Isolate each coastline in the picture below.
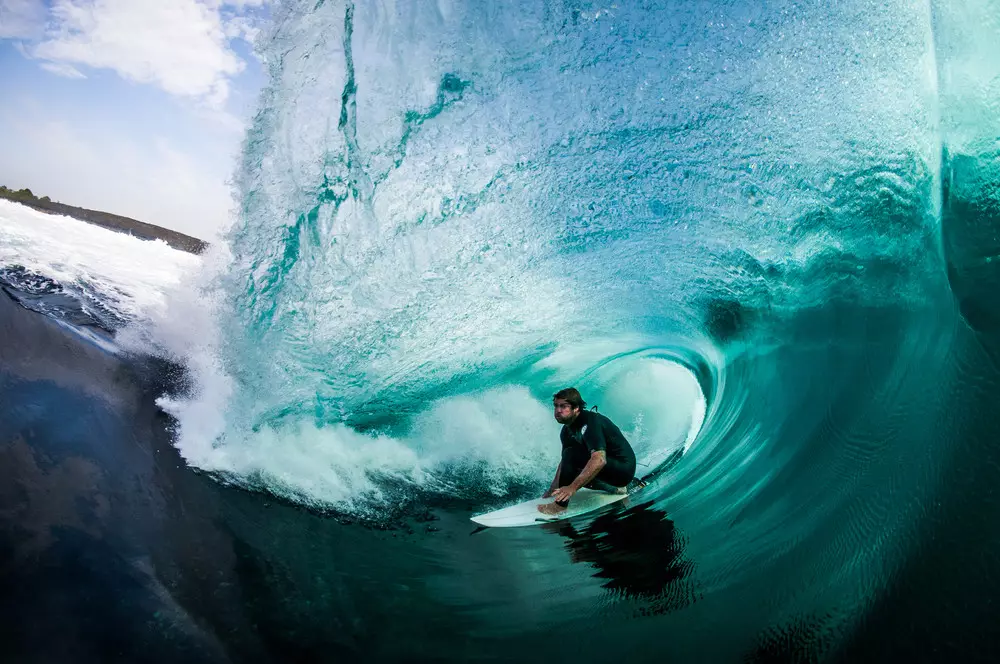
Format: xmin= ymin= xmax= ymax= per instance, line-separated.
xmin=0 ymin=192 xmax=209 ymax=255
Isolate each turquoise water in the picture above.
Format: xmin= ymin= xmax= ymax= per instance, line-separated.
xmin=132 ymin=0 xmax=1000 ymax=660
xmin=166 ymin=0 xmax=954 ymax=506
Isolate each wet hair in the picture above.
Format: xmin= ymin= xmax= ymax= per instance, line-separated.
xmin=553 ymin=387 xmax=586 ymax=410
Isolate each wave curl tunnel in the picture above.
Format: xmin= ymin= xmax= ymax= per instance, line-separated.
xmin=145 ymin=0 xmax=1000 ymax=660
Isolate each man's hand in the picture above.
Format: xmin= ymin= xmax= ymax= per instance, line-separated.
xmin=550 ymin=486 xmax=577 ymax=503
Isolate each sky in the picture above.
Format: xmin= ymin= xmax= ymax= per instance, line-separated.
xmin=0 ymin=0 xmax=272 ymax=240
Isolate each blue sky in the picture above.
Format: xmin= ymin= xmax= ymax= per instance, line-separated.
xmin=0 ymin=0 xmax=271 ymax=239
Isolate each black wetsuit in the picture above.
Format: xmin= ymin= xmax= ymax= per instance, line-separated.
xmin=559 ymin=409 xmax=637 ymax=491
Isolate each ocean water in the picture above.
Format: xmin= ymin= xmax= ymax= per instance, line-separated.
xmin=0 ymin=199 xmax=201 ymax=333
xmin=3 ymin=0 xmax=1000 ymax=662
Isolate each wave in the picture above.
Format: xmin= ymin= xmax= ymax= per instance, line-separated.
xmin=148 ymin=0 xmax=946 ymax=521
xmin=7 ymin=0 xmax=1000 ymax=660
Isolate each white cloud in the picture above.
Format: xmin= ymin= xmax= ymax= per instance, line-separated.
xmin=28 ymin=0 xmax=258 ymax=108
xmin=39 ymin=60 xmax=86 ymax=78
xmin=0 ymin=1 xmax=269 ymax=237
xmin=0 ymin=0 xmax=46 ymax=39
xmin=224 ymin=14 xmax=261 ymax=43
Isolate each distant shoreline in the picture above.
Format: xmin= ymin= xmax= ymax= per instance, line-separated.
xmin=0 ymin=187 xmax=209 ymax=255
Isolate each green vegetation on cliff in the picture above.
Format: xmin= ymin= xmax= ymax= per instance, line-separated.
xmin=0 ymin=186 xmax=51 ymax=204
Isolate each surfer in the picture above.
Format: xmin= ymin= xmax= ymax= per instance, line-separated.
xmin=538 ymin=388 xmax=638 ymax=516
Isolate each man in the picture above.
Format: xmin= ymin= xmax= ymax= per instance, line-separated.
xmin=538 ymin=387 xmax=638 ymax=516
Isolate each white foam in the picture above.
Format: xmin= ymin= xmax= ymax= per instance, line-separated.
xmin=159 ymin=361 xmax=700 ymax=515
xmin=119 ymin=238 xmax=237 ymax=451
xmin=161 ymin=384 xmax=558 ymax=511
xmin=0 ymin=199 xmax=201 ymax=323
xmin=406 ymin=386 xmax=560 ymax=494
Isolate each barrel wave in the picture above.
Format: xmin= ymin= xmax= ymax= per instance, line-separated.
xmin=152 ymin=0 xmax=997 ymax=658
xmin=6 ymin=0 xmax=1000 ymax=662
xmin=167 ymin=0 xmax=944 ymax=512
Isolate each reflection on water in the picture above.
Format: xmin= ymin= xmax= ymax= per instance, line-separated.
xmin=543 ymin=500 xmax=698 ymax=614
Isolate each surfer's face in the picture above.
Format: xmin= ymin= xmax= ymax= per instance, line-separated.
xmin=553 ymin=399 xmax=580 ymax=424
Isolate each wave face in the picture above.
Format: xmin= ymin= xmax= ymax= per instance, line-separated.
xmin=138 ymin=0 xmax=1000 ymax=660
xmin=167 ymin=0 xmax=941 ymax=507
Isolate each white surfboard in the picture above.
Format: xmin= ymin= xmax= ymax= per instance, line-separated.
xmin=470 ymin=488 xmax=630 ymax=528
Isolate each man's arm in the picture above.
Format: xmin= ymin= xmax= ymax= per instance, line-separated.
xmin=542 ymin=463 xmax=562 ymax=498
xmin=550 ymin=451 xmax=606 ymax=504
xmin=566 ymin=450 xmax=606 ymax=491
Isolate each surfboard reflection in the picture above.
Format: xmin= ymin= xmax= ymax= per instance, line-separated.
xmin=542 ymin=501 xmax=697 ymax=613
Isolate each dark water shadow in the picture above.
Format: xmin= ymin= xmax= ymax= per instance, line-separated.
xmin=541 ymin=500 xmax=699 ymax=615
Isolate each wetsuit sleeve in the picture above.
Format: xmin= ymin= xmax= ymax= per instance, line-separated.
xmin=582 ymin=419 xmax=607 ymax=454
